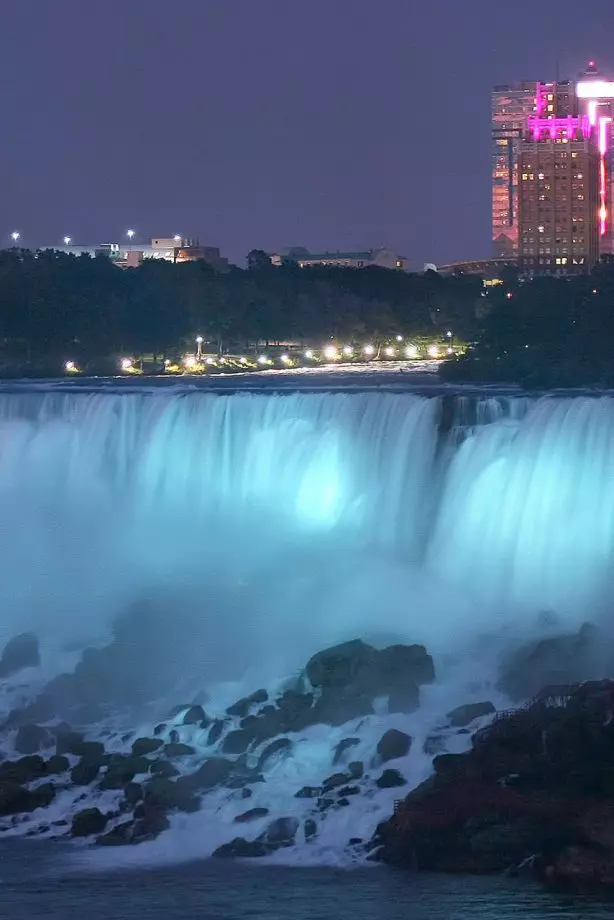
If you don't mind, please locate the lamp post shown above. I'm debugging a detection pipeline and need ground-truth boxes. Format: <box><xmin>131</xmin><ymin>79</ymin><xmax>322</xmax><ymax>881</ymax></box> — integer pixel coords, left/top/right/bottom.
<box><xmin>10</xmin><ymin>231</ymin><xmax>20</xmax><ymax>244</ymax></box>
<box><xmin>63</xmin><ymin>236</ymin><xmax>71</xmax><ymax>247</ymax></box>
<box><xmin>126</xmin><ymin>229</ymin><xmax>135</xmax><ymax>253</ymax></box>
<box><xmin>196</xmin><ymin>336</ymin><xmax>203</xmax><ymax>361</ymax></box>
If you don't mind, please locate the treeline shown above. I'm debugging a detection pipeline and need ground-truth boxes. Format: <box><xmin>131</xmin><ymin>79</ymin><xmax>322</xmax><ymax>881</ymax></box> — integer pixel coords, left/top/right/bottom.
<box><xmin>0</xmin><ymin>249</ymin><xmax>484</xmax><ymax>367</ymax></box>
<box><xmin>441</xmin><ymin>260</ymin><xmax>614</xmax><ymax>388</ymax></box>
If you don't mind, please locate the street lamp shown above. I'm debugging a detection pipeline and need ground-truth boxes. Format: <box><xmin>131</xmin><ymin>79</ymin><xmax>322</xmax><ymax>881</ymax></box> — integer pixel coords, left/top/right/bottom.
<box><xmin>63</xmin><ymin>236</ymin><xmax>71</xmax><ymax>247</ymax></box>
<box><xmin>173</xmin><ymin>235</ymin><xmax>182</xmax><ymax>244</ymax></box>
<box><xmin>196</xmin><ymin>335</ymin><xmax>203</xmax><ymax>360</ymax></box>
<box><xmin>10</xmin><ymin>231</ymin><xmax>20</xmax><ymax>244</ymax></box>
<box><xmin>126</xmin><ymin>229</ymin><xmax>135</xmax><ymax>253</ymax></box>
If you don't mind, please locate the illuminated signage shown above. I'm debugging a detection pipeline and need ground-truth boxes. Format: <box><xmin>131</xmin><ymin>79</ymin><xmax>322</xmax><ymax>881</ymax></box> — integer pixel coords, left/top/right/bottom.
<box><xmin>577</xmin><ymin>81</ymin><xmax>614</xmax><ymax>99</ymax></box>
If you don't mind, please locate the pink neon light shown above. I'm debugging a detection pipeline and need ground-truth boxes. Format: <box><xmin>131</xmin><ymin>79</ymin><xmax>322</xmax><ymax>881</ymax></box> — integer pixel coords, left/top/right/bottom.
<box><xmin>527</xmin><ymin>115</ymin><xmax>592</xmax><ymax>140</ymax></box>
<box><xmin>599</xmin><ymin>116</ymin><xmax>611</xmax><ymax>236</ymax></box>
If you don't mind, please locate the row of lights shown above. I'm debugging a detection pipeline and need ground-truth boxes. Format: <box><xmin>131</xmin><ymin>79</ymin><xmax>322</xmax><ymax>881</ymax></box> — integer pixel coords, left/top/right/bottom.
<box><xmin>8</xmin><ymin>231</ymin><xmax>184</xmax><ymax>247</ymax></box>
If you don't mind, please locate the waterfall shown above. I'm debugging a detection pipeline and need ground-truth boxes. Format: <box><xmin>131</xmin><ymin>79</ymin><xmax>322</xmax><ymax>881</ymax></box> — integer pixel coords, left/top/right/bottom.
<box><xmin>0</xmin><ymin>388</ymin><xmax>610</xmax><ymax>681</ymax></box>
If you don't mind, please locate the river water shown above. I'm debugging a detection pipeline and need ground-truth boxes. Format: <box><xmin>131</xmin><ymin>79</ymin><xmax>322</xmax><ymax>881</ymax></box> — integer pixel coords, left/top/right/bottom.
<box><xmin>1</xmin><ymin>843</ymin><xmax>612</xmax><ymax>920</ymax></box>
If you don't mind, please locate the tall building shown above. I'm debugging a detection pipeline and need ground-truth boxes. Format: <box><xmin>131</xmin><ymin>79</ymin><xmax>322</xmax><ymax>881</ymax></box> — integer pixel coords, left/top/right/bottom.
<box><xmin>576</xmin><ymin>61</ymin><xmax>614</xmax><ymax>256</ymax></box>
<box><xmin>492</xmin><ymin>81</ymin><xmax>577</xmax><ymax>258</ymax></box>
<box><xmin>518</xmin><ymin>113</ymin><xmax>600</xmax><ymax>274</ymax></box>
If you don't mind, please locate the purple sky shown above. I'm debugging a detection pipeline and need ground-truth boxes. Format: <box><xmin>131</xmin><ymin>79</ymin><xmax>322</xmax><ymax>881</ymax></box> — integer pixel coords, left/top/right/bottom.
<box><xmin>1</xmin><ymin>0</ymin><xmax>613</xmax><ymax>268</ymax></box>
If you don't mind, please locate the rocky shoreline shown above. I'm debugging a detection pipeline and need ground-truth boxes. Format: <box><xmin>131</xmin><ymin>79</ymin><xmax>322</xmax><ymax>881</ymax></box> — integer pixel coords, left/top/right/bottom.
<box><xmin>0</xmin><ymin>620</ymin><xmax>613</xmax><ymax>891</ymax></box>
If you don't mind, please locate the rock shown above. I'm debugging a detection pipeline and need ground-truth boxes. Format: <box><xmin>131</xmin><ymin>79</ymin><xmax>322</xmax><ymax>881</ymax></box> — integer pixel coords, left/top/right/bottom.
<box><xmin>55</xmin><ymin>731</ymin><xmax>85</xmax><ymax>756</ymax></box>
<box><xmin>221</xmin><ymin>729</ymin><xmax>253</xmax><ymax>755</ymax></box>
<box><xmin>379</xmin><ymin>644</ymin><xmax>435</xmax><ymax>687</ymax></box>
<box><xmin>349</xmin><ymin>837</ymin><xmax>363</xmax><ymax>846</ymax></box>
<box><xmin>376</xmin><ymin>768</ymin><xmax>406</xmax><ymax>789</ymax></box>
<box><xmin>71</xmin><ymin>759</ymin><xmax>101</xmax><ymax>786</ymax></box>
<box><xmin>153</xmin><ymin>723</ymin><xmax>166</xmax><ymax>736</ymax></box>
<box><xmin>498</xmin><ymin>624</ymin><xmax>607</xmax><ymax>702</ymax></box>
<box><xmin>163</xmin><ymin>742</ymin><xmax>195</xmax><ymax>758</ymax></box>
<box><xmin>433</xmin><ymin>753</ymin><xmax>469</xmax><ymax>778</ymax></box>
<box><xmin>181</xmin><ymin>757</ymin><xmax>232</xmax><ymax>791</ymax></box>
<box><xmin>0</xmin><ymin>755</ymin><xmax>47</xmax><ymax>784</ymax></box>
<box><xmin>296</xmin><ymin>786</ymin><xmax>321</xmax><ymax>798</ymax></box>
<box><xmin>206</xmin><ymin>721</ymin><xmax>225</xmax><ymax>746</ymax></box>
<box><xmin>97</xmin><ymin>822</ymin><xmax>133</xmax><ymax>846</ymax></box>
<box><xmin>124</xmin><ymin>782</ymin><xmax>143</xmax><ymax>807</ymax></box>
<box><xmin>213</xmin><ymin>836</ymin><xmax>267</xmax><ymax>858</ymax></box>
<box><xmin>376</xmin><ymin>729</ymin><xmax>412</xmax><ymax>763</ymax></box>
<box><xmin>311</xmin><ymin>692</ymin><xmax>374</xmax><ymax>727</ymax></box>
<box><xmin>348</xmin><ymin>761</ymin><xmax>364</xmax><ymax>779</ymax></box>
<box><xmin>306</xmin><ymin>640</ymin><xmax>378</xmax><ymax>689</ymax></box>
<box><xmin>0</xmin><ymin>633</ymin><xmax>39</xmax><ymax>678</ymax></box>
<box><xmin>0</xmin><ymin>782</ymin><xmax>54</xmax><ymax>816</ymax></box>
<box><xmin>388</xmin><ymin>684</ymin><xmax>420</xmax><ymax>714</ymax></box>
<box><xmin>424</xmin><ymin>734</ymin><xmax>445</xmax><ymax>755</ymax></box>
<box><xmin>144</xmin><ymin>777</ymin><xmax>199</xmax><ymax>813</ymax></box>
<box><xmin>263</xmin><ymin>816</ymin><xmax>299</xmax><ymax>848</ymax></box>
<box><xmin>169</xmin><ymin>729</ymin><xmax>179</xmax><ymax>744</ymax></box>
<box><xmin>277</xmin><ymin>691</ymin><xmax>314</xmax><ymax>731</ymax></box>
<box><xmin>14</xmin><ymin>724</ymin><xmax>51</xmax><ymax>755</ymax></box>
<box><xmin>447</xmin><ymin>702</ymin><xmax>496</xmax><ymax>728</ymax></box>
<box><xmin>256</xmin><ymin>738</ymin><xmax>292</xmax><ymax>772</ymax></box>
<box><xmin>234</xmin><ymin>807</ymin><xmax>269</xmax><ymax>823</ymax></box>
<box><xmin>46</xmin><ymin>755</ymin><xmax>69</xmax><ymax>775</ymax></box>
<box><xmin>337</xmin><ymin>785</ymin><xmax>361</xmax><ymax>796</ymax></box>
<box><xmin>132</xmin><ymin>738</ymin><xmax>164</xmax><ymax>756</ymax></box>
<box><xmin>182</xmin><ymin>705</ymin><xmax>209</xmax><ymax>726</ymax></box>
<box><xmin>332</xmin><ymin>737</ymin><xmax>360</xmax><ymax>765</ymax></box>
<box><xmin>226</xmin><ymin>689</ymin><xmax>268</xmax><ymax>719</ymax></box>
<box><xmin>71</xmin><ymin>807</ymin><xmax>108</xmax><ymax>837</ymax></box>
<box><xmin>337</xmin><ymin>797</ymin><xmax>350</xmax><ymax>807</ymax></box>
<box><xmin>304</xmin><ymin>818</ymin><xmax>317</xmax><ymax>841</ymax></box>
<box><xmin>149</xmin><ymin>760</ymin><xmax>179</xmax><ymax>778</ymax></box>
<box><xmin>99</xmin><ymin>755</ymin><xmax>149</xmax><ymax>790</ymax></box>
<box><xmin>131</xmin><ymin>799</ymin><xmax>170</xmax><ymax>840</ymax></box>
<box><xmin>322</xmin><ymin>772</ymin><xmax>351</xmax><ymax>791</ymax></box>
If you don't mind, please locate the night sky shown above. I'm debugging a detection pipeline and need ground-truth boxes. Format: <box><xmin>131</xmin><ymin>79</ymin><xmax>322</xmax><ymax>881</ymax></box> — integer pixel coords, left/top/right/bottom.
<box><xmin>1</xmin><ymin>0</ymin><xmax>613</xmax><ymax>268</ymax></box>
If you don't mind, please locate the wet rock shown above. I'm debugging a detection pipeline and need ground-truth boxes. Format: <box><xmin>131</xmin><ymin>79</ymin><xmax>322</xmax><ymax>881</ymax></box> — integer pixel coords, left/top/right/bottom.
<box><xmin>376</xmin><ymin>769</ymin><xmax>407</xmax><ymax>789</ymax></box>
<box><xmin>163</xmin><ymin>742</ymin><xmax>195</xmax><ymax>758</ymax></box>
<box><xmin>304</xmin><ymin>818</ymin><xmax>318</xmax><ymax>840</ymax></box>
<box><xmin>55</xmin><ymin>731</ymin><xmax>85</xmax><ymax>757</ymax></box>
<box><xmin>348</xmin><ymin>761</ymin><xmax>364</xmax><ymax>779</ymax></box>
<box><xmin>322</xmin><ymin>772</ymin><xmax>351</xmax><ymax>791</ymax></box>
<box><xmin>423</xmin><ymin>734</ymin><xmax>445</xmax><ymax>755</ymax></box>
<box><xmin>221</xmin><ymin>729</ymin><xmax>253</xmax><ymax>755</ymax></box>
<box><xmin>337</xmin><ymin>785</ymin><xmax>361</xmax><ymax>796</ymax></box>
<box><xmin>46</xmin><ymin>755</ymin><xmax>70</xmax><ymax>775</ymax></box>
<box><xmin>377</xmin><ymin>729</ymin><xmax>412</xmax><ymax>763</ymax></box>
<box><xmin>206</xmin><ymin>721</ymin><xmax>225</xmax><ymax>746</ymax></box>
<box><xmin>124</xmin><ymin>782</ymin><xmax>143</xmax><ymax>807</ymax></box>
<box><xmin>337</xmin><ymin>797</ymin><xmax>350</xmax><ymax>807</ymax></box>
<box><xmin>433</xmin><ymin>753</ymin><xmax>468</xmax><ymax>778</ymax></box>
<box><xmin>263</xmin><ymin>816</ymin><xmax>299</xmax><ymax>848</ymax></box>
<box><xmin>71</xmin><ymin>807</ymin><xmax>108</xmax><ymax>837</ymax></box>
<box><xmin>0</xmin><ymin>755</ymin><xmax>47</xmax><ymax>784</ymax></box>
<box><xmin>226</xmin><ymin>689</ymin><xmax>268</xmax><ymax>719</ymax></box>
<box><xmin>180</xmin><ymin>757</ymin><xmax>233</xmax><ymax>791</ymax></box>
<box><xmin>15</xmin><ymin>724</ymin><xmax>52</xmax><ymax>755</ymax></box>
<box><xmin>71</xmin><ymin>759</ymin><xmax>101</xmax><ymax>786</ymax></box>
<box><xmin>349</xmin><ymin>837</ymin><xmax>363</xmax><ymax>846</ymax></box>
<box><xmin>99</xmin><ymin>755</ymin><xmax>148</xmax><ymax>790</ymax></box>
<box><xmin>149</xmin><ymin>760</ymin><xmax>179</xmax><ymax>778</ymax></box>
<box><xmin>169</xmin><ymin>729</ymin><xmax>179</xmax><ymax>744</ymax></box>
<box><xmin>132</xmin><ymin>799</ymin><xmax>170</xmax><ymax>840</ymax></box>
<box><xmin>97</xmin><ymin>821</ymin><xmax>133</xmax><ymax>846</ymax></box>
<box><xmin>306</xmin><ymin>640</ymin><xmax>378</xmax><ymax>689</ymax></box>
<box><xmin>0</xmin><ymin>633</ymin><xmax>39</xmax><ymax>678</ymax></box>
<box><xmin>277</xmin><ymin>690</ymin><xmax>314</xmax><ymax>732</ymax></box>
<box><xmin>256</xmin><ymin>737</ymin><xmax>292</xmax><ymax>772</ymax></box>
<box><xmin>182</xmin><ymin>705</ymin><xmax>209</xmax><ymax>726</ymax></box>
<box><xmin>234</xmin><ymin>807</ymin><xmax>269</xmax><ymax>823</ymax></box>
<box><xmin>295</xmin><ymin>786</ymin><xmax>321</xmax><ymax>798</ymax></box>
<box><xmin>132</xmin><ymin>738</ymin><xmax>164</xmax><ymax>756</ymax></box>
<box><xmin>153</xmin><ymin>723</ymin><xmax>166</xmax><ymax>736</ymax></box>
<box><xmin>144</xmin><ymin>777</ymin><xmax>199</xmax><ymax>813</ymax></box>
<box><xmin>379</xmin><ymin>644</ymin><xmax>435</xmax><ymax>688</ymax></box>
<box><xmin>388</xmin><ymin>684</ymin><xmax>420</xmax><ymax>714</ymax></box>
<box><xmin>213</xmin><ymin>836</ymin><xmax>267</xmax><ymax>858</ymax></box>
<box><xmin>312</xmin><ymin>692</ymin><xmax>374</xmax><ymax>727</ymax></box>
<box><xmin>0</xmin><ymin>782</ymin><xmax>55</xmax><ymax>816</ymax></box>
<box><xmin>447</xmin><ymin>702</ymin><xmax>496</xmax><ymax>728</ymax></box>
<box><xmin>332</xmin><ymin>737</ymin><xmax>360</xmax><ymax>765</ymax></box>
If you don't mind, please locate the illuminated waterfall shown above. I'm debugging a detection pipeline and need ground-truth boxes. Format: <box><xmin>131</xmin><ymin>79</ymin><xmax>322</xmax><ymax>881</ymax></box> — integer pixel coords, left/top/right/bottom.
<box><xmin>0</xmin><ymin>388</ymin><xmax>610</xmax><ymax>668</ymax></box>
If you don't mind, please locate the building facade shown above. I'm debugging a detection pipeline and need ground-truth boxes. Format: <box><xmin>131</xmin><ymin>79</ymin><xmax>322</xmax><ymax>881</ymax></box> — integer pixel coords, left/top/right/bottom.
<box><xmin>271</xmin><ymin>247</ymin><xmax>406</xmax><ymax>270</ymax></box>
<box><xmin>518</xmin><ymin>115</ymin><xmax>600</xmax><ymax>274</ymax></box>
<box><xmin>576</xmin><ymin>61</ymin><xmax>614</xmax><ymax>256</ymax></box>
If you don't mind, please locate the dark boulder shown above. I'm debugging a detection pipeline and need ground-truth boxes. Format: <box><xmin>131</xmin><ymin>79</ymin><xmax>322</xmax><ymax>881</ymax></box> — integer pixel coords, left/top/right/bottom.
<box><xmin>71</xmin><ymin>807</ymin><xmax>108</xmax><ymax>837</ymax></box>
<box><xmin>348</xmin><ymin>761</ymin><xmax>364</xmax><ymax>779</ymax></box>
<box><xmin>306</xmin><ymin>640</ymin><xmax>378</xmax><ymax>690</ymax></box>
<box><xmin>226</xmin><ymin>689</ymin><xmax>268</xmax><ymax>719</ymax></box>
<box><xmin>55</xmin><ymin>731</ymin><xmax>85</xmax><ymax>757</ymax></box>
<box><xmin>182</xmin><ymin>705</ymin><xmax>209</xmax><ymax>726</ymax></box>
<box><xmin>97</xmin><ymin>821</ymin><xmax>134</xmax><ymax>846</ymax></box>
<box><xmin>46</xmin><ymin>755</ymin><xmax>70</xmax><ymax>775</ymax></box>
<box><xmin>153</xmin><ymin>723</ymin><xmax>166</xmax><ymax>736</ymax></box>
<box><xmin>234</xmin><ymin>807</ymin><xmax>269</xmax><ymax>823</ymax></box>
<box><xmin>206</xmin><ymin>721</ymin><xmax>225</xmax><ymax>746</ymax></box>
<box><xmin>337</xmin><ymin>785</ymin><xmax>361</xmax><ymax>796</ymax></box>
<box><xmin>213</xmin><ymin>836</ymin><xmax>267</xmax><ymax>858</ymax></box>
<box><xmin>144</xmin><ymin>777</ymin><xmax>199</xmax><ymax>813</ymax></box>
<box><xmin>376</xmin><ymin>768</ymin><xmax>407</xmax><ymax>789</ymax></box>
<box><xmin>71</xmin><ymin>759</ymin><xmax>101</xmax><ymax>786</ymax></box>
<box><xmin>132</xmin><ymin>799</ymin><xmax>170</xmax><ymax>840</ymax></box>
<box><xmin>256</xmin><ymin>738</ymin><xmax>292</xmax><ymax>772</ymax></box>
<box><xmin>14</xmin><ymin>724</ymin><xmax>51</xmax><ymax>755</ymax></box>
<box><xmin>0</xmin><ymin>782</ymin><xmax>54</xmax><ymax>816</ymax></box>
<box><xmin>163</xmin><ymin>742</ymin><xmax>195</xmax><ymax>758</ymax></box>
<box><xmin>304</xmin><ymin>818</ymin><xmax>318</xmax><ymax>840</ymax></box>
<box><xmin>0</xmin><ymin>633</ymin><xmax>39</xmax><ymax>678</ymax></box>
<box><xmin>124</xmin><ymin>782</ymin><xmax>143</xmax><ymax>807</ymax></box>
<box><xmin>323</xmin><ymin>772</ymin><xmax>351</xmax><ymax>791</ymax></box>
<box><xmin>132</xmin><ymin>737</ymin><xmax>164</xmax><ymax>757</ymax></box>
<box><xmin>263</xmin><ymin>816</ymin><xmax>299</xmax><ymax>848</ymax></box>
<box><xmin>379</xmin><ymin>644</ymin><xmax>435</xmax><ymax>687</ymax></box>
<box><xmin>221</xmin><ymin>729</ymin><xmax>253</xmax><ymax>755</ymax></box>
<box><xmin>447</xmin><ymin>702</ymin><xmax>496</xmax><ymax>728</ymax></box>
<box><xmin>332</xmin><ymin>737</ymin><xmax>360</xmax><ymax>765</ymax></box>
<box><xmin>312</xmin><ymin>692</ymin><xmax>373</xmax><ymax>727</ymax></box>
<box><xmin>0</xmin><ymin>755</ymin><xmax>47</xmax><ymax>785</ymax></box>
<box><xmin>376</xmin><ymin>729</ymin><xmax>412</xmax><ymax>763</ymax></box>
<box><xmin>180</xmin><ymin>758</ymin><xmax>232</xmax><ymax>791</ymax></box>
<box><xmin>149</xmin><ymin>760</ymin><xmax>179</xmax><ymax>778</ymax></box>
<box><xmin>296</xmin><ymin>786</ymin><xmax>321</xmax><ymax>798</ymax></box>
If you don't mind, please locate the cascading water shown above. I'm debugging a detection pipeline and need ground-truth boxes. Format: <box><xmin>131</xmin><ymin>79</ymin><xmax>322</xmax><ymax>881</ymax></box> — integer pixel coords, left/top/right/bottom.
<box><xmin>0</xmin><ymin>384</ymin><xmax>612</xmax><ymax>866</ymax></box>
